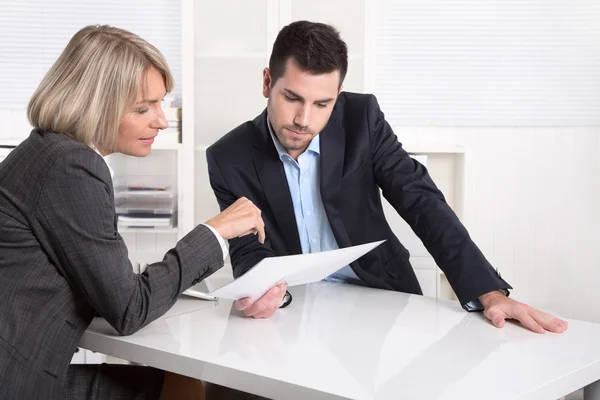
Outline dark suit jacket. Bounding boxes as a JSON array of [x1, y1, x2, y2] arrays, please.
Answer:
[[0, 130, 223, 399], [207, 92, 510, 308]]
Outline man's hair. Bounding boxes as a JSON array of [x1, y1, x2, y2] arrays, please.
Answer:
[[269, 20, 348, 88], [28, 25, 173, 152]]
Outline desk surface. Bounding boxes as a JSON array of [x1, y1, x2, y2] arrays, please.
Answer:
[[80, 282, 600, 400]]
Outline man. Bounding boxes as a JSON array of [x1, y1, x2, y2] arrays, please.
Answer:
[[207, 20, 567, 334]]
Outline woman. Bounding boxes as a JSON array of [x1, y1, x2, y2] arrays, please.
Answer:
[[0, 25, 264, 399]]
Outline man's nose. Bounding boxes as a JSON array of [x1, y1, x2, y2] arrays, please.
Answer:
[[294, 105, 311, 129]]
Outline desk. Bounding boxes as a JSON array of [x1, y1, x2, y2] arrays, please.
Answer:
[[80, 282, 600, 400]]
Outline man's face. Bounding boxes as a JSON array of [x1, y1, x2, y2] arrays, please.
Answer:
[[263, 58, 341, 160]]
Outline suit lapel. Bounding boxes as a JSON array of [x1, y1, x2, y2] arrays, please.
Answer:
[[251, 111, 302, 255], [319, 108, 352, 249]]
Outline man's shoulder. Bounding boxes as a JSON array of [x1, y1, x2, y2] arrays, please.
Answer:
[[332, 92, 383, 132], [335, 91, 378, 110], [207, 115, 262, 157]]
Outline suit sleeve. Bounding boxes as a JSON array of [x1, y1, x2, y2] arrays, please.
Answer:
[[206, 148, 276, 278], [35, 149, 224, 335], [365, 95, 511, 306]]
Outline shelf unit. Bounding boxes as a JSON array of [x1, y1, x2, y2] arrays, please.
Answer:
[[105, 146, 183, 266], [0, 138, 23, 147], [188, 0, 370, 227], [401, 148, 466, 300], [188, 0, 444, 300], [195, 52, 266, 60], [186, 0, 466, 301], [0, 140, 18, 164]]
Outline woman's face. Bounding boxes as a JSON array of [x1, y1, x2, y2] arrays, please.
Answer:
[[114, 67, 168, 157]]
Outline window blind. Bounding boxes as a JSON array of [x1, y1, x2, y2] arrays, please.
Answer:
[[0, 0, 181, 111], [374, 0, 600, 126]]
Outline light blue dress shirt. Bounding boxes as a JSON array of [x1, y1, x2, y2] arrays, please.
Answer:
[[267, 118, 362, 285]]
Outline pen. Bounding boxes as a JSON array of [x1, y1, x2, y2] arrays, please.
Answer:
[[183, 289, 218, 301]]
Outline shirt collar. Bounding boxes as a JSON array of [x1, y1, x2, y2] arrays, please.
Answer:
[[267, 116, 320, 162], [90, 144, 115, 178]]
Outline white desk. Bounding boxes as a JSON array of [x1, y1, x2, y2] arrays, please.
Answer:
[[80, 282, 600, 400]]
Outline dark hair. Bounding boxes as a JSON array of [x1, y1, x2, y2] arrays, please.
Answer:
[[269, 20, 348, 88]]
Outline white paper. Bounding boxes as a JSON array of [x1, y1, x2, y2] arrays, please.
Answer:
[[209, 240, 385, 301]]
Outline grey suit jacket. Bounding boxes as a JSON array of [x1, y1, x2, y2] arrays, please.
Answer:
[[0, 130, 223, 399]]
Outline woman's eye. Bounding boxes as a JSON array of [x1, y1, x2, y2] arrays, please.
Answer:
[[136, 108, 149, 115]]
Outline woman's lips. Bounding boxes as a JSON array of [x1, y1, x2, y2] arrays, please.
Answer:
[[139, 137, 155, 145]]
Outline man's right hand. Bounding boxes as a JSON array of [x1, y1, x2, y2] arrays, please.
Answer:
[[205, 197, 266, 244], [235, 283, 288, 319]]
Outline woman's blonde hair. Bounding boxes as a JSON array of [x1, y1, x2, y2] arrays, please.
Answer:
[[27, 25, 174, 151]]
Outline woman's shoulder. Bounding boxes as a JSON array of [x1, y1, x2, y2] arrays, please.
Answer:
[[12, 129, 110, 183], [31, 129, 92, 152], [15, 129, 92, 156]]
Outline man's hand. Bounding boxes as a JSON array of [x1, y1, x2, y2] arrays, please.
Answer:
[[479, 290, 568, 334], [205, 197, 266, 244], [235, 283, 288, 319]]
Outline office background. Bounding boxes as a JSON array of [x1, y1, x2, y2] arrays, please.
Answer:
[[0, 0, 599, 323]]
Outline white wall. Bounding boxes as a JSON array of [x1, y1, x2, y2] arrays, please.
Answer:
[[3, 0, 596, 323], [0, 110, 32, 140], [189, 0, 600, 322], [375, 0, 600, 322], [373, 0, 600, 127], [398, 127, 600, 322]]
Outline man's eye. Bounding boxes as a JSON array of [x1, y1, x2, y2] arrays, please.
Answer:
[[316, 103, 327, 108]]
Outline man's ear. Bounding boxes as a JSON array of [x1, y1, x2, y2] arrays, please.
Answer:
[[263, 68, 272, 98]]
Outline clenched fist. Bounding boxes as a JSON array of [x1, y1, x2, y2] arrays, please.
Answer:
[[205, 197, 266, 244]]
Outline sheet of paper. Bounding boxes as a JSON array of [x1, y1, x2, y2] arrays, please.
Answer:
[[209, 240, 385, 301]]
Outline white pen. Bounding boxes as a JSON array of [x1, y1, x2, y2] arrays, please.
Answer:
[[183, 288, 218, 301]]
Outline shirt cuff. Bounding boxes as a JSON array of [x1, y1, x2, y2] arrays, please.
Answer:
[[201, 224, 229, 261]]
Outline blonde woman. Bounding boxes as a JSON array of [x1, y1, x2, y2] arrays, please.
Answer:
[[0, 25, 265, 399]]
